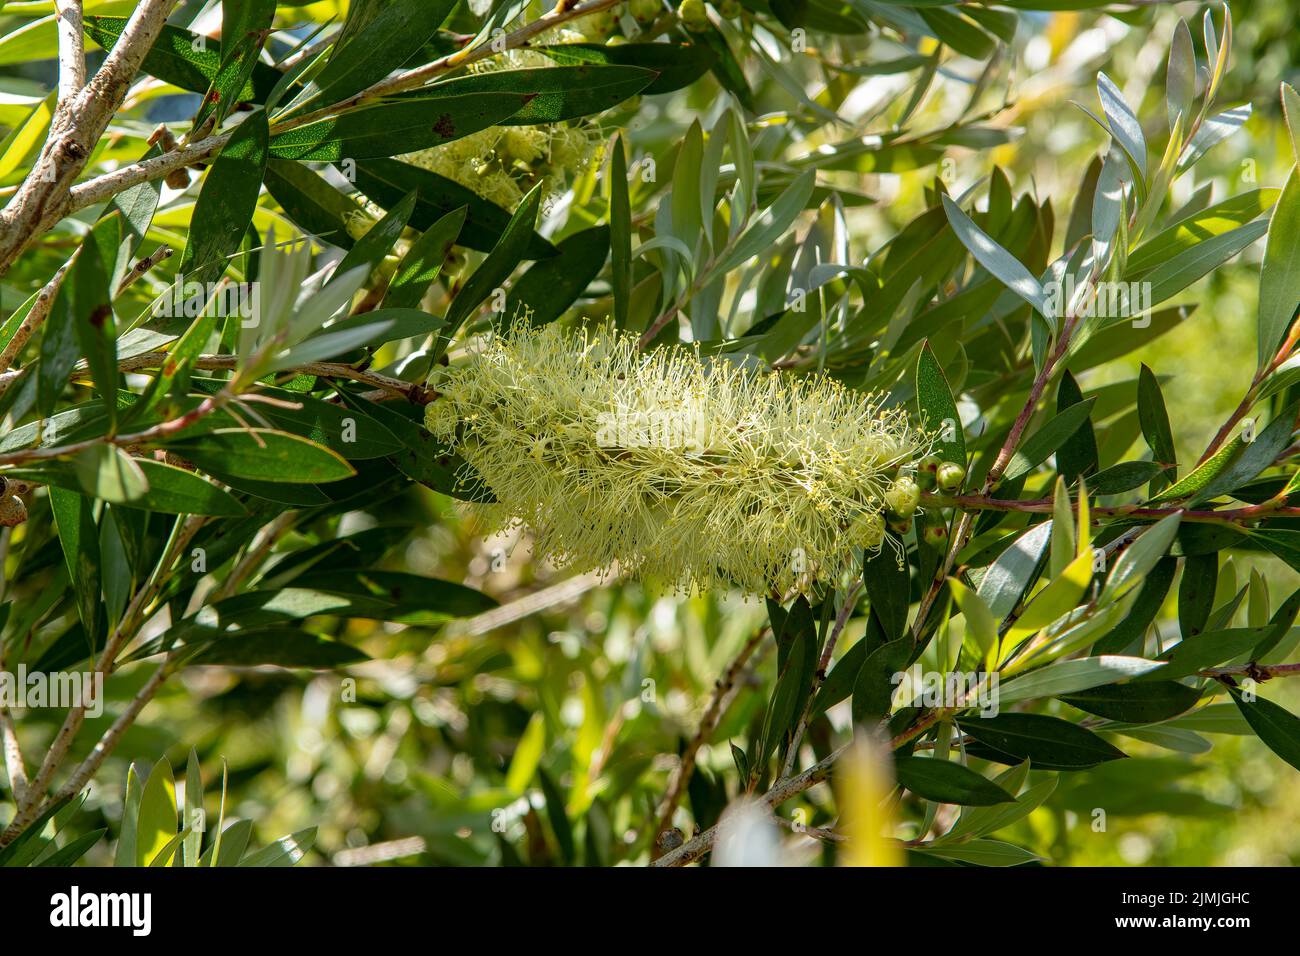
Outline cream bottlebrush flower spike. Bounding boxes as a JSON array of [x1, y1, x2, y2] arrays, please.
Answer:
[[425, 324, 932, 594]]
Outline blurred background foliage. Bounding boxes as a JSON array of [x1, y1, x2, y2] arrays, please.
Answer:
[[1, 0, 1297, 865]]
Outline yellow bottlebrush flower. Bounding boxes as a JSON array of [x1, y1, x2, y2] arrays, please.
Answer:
[[397, 27, 601, 210], [425, 324, 931, 594]]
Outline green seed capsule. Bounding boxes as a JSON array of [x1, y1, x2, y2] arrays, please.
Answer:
[[936, 462, 966, 492], [630, 0, 662, 22], [678, 0, 710, 30], [921, 523, 949, 547]]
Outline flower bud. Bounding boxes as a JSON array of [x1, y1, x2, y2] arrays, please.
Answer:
[[884, 476, 920, 518], [678, 0, 710, 31], [936, 461, 966, 492], [630, 0, 662, 22], [921, 523, 948, 547]]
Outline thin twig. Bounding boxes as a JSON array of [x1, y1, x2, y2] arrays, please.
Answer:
[[780, 580, 863, 778], [650, 623, 771, 850], [0, 257, 76, 372]]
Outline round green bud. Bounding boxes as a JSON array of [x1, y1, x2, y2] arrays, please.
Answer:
[[630, 0, 662, 22], [717, 0, 741, 16], [888, 515, 912, 536], [678, 0, 710, 31], [921, 523, 948, 547], [580, 8, 619, 40], [936, 461, 966, 492], [884, 476, 921, 518]]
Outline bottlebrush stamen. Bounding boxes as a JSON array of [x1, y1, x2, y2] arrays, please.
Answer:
[[426, 323, 932, 594]]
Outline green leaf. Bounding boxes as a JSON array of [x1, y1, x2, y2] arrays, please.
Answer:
[[1089, 460, 1165, 494], [1166, 18, 1195, 132], [1002, 399, 1096, 482], [135, 757, 177, 867], [353, 158, 553, 256], [1230, 690, 1300, 772], [1125, 189, 1277, 276], [302, 569, 497, 622], [506, 713, 545, 795], [440, 182, 545, 350], [609, 133, 631, 330], [1100, 512, 1181, 603], [535, 41, 715, 95], [712, 171, 815, 277], [331, 190, 416, 284], [183, 748, 203, 867], [942, 194, 1048, 317], [114, 763, 142, 867], [1151, 435, 1242, 502], [999, 656, 1166, 705], [70, 216, 120, 424], [1193, 402, 1299, 503], [1258, 167, 1300, 368], [1146, 218, 1269, 307], [919, 7, 995, 60], [193, 23, 271, 133], [1282, 82, 1300, 166], [132, 459, 246, 516], [1137, 362, 1177, 481], [757, 619, 810, 771], [1093, 555, 1175, 655], [38, 829, 107, 867], [956, 713, 1127, 770], [977, 521, 1052, 619], [417, 65, 656, 124], [1062, 681, 1202, 723], [912, 839, 1041, 867], [0, 791, 72, 866], [180, 110, 269, 289], [537, 767, 575, 864], [187, 627, 368, 667], [237, 827, 316, 866], [263, 159, 363, 249], [862, 533, 909, 640], [916, 343, 965, 467], [1177, 551, 1218, 638], [381, 206, 466, 310], [164, 428, 357, 484], [951, 579, 998, 670], [505, 225, 610, 328], [268, 93, 527, 160], [83, 17, 283, 104], [49, 485, 101, 644], [1054, 371, 1097, 483], [74, 444, 148, 504], [307, 0, 453, 107], [894, 756, 1015, 806], [1097, 72, 1147, 179]]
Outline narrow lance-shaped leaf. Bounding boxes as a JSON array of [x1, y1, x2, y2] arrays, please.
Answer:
[[1258, 167, 1300, 368], [941, 194, 1049, 317]]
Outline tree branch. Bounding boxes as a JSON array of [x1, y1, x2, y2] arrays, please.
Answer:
[[54, 1, 86, 106], [0, 0, 180, 277], [650, 623, 771, 851]]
